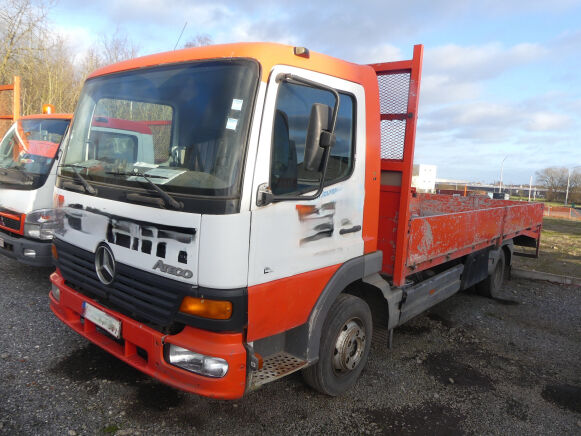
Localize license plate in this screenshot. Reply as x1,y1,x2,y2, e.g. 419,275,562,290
0,237,4,248
83,303,121,339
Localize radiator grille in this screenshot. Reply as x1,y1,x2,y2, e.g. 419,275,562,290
0,209,22,232
54,238,192,328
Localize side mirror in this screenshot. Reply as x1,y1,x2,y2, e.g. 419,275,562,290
304,103,334,172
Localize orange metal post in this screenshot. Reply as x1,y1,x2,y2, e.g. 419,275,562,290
391,45,423,287
13,76,20,121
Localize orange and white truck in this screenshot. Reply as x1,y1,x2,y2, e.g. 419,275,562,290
49,43,543,399
0,111,71,266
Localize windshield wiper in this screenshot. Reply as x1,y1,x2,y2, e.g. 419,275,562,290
106,170,183,210
60,164,97,195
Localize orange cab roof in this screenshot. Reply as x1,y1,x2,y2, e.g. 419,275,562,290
88,42,373,85
21,113,72,120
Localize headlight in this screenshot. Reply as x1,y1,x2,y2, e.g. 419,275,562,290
166,344,228,378
51,283,60,302
24,208,60,240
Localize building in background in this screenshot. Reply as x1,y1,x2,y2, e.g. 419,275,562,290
412,164,437,193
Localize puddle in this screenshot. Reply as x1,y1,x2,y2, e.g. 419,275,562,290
423,350,493,390
541,384,581,413
364,403,464,435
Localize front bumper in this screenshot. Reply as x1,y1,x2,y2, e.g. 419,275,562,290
49,272,248,399
0,230,53,267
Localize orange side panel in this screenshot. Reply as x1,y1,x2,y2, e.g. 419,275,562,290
247,264,341,342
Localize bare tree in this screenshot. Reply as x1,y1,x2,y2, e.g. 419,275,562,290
0,0,52,82
100,29,140,65
535,167,568,202
183,34,213,48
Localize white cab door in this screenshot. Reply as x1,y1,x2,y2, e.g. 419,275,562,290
248,66,367,286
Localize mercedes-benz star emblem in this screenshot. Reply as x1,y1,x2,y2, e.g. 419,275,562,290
95,245,115,285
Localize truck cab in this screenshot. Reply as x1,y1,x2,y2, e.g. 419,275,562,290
49,43,542,399
0,113,71,266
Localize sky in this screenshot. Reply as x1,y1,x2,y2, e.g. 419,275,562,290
49,0,581,184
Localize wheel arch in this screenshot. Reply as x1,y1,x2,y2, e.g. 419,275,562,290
299,251,398,363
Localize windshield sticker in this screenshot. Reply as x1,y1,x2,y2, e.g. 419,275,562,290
127,167,186,185
231,99,243,111
226,118,238,131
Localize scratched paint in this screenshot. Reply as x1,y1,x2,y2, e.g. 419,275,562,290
416,219,434,255
56,204,199,284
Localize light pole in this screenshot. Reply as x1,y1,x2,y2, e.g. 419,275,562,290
564,165,581,206
499,155,509,193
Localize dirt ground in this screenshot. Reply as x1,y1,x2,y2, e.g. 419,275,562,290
513,217,581,278
0,255,580,435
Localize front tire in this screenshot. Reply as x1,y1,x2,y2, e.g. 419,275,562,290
476,249,506,298
303,293,372,396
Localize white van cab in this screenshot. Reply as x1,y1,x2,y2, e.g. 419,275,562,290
0,113,71,266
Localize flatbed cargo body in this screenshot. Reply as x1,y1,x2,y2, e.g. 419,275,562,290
378,192,543,279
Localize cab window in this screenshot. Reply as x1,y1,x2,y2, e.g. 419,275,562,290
270,82,354,196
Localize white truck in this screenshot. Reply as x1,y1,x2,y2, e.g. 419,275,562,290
0,113,71,266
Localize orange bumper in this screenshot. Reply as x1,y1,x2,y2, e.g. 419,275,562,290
49,272,247,399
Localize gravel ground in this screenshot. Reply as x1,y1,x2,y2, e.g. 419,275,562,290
1,255,580,435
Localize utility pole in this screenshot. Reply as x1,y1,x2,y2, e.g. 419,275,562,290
499,155,509,193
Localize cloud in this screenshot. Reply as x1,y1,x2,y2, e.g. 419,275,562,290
52,24,96,65
425,43,547,81
526,112,573,131
47,0,580,184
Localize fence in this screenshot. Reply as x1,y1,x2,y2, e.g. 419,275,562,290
544,206,581,220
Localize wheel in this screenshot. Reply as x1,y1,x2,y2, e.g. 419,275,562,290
476,249,506,298
302,293,372,396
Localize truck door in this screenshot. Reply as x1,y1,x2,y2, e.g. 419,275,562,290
247,66,367,341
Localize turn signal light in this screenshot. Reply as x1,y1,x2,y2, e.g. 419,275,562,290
51,244,58,260
179,296,232,320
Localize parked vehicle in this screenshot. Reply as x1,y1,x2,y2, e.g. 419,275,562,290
0,112,71,266
49,43,543,399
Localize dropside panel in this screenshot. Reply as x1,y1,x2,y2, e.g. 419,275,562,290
405,193,544,275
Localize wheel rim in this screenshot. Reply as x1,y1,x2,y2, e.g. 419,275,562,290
332,317,366,373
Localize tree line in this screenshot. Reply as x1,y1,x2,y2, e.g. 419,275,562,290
0,0,209,115
536,167,581,205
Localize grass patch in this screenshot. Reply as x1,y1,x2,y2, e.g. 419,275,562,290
513,217,581,278
103,424,120,434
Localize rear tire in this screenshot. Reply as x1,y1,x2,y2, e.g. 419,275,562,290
476,249,506,298
303,293,372,396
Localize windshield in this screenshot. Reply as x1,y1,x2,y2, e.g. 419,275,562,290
0,118,70,190
61,59,258,206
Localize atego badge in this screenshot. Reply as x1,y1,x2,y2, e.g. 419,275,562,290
152,260,193,279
